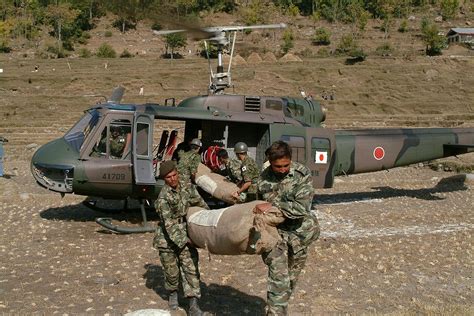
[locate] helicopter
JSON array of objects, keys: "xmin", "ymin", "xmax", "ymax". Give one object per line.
[{"xmin": 31, "ymin": 23, "xmax": 474, "ymax": 233}]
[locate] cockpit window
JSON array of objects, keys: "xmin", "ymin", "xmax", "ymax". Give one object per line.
[
  {"xmin": 64, "ymin": 110, "xmax": 101, "ymax": 152},
  {"xmin": 90, "ymin": 119, "xmax": 132, "ymax": 160}
]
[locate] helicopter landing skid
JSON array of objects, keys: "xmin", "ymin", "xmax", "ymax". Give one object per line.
[{"xmin": 95, "ymin": 199, "xmax": 156, "ymax": 234}]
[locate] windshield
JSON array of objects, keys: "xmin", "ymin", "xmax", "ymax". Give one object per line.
[{"xmin": 64, "ymin": 109, "xmax": 101, "ymax": 152}]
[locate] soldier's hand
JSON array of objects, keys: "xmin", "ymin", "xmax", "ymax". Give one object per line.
[
  {"xmin": 254, "ymin": 202, "xmax": 272, "ymax": 214},
  {"xmin": 231, "ymin": 191, "xmax": 240, "ymax": 199}
]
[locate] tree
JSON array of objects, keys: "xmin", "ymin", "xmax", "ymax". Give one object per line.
[
  {"xmin": 440, "ymin": 0, "xmax": 459, "ymax": 20},
  {"xmin": 45, "ymin": 2, "xmax": 80, "ymax": 52},
  {"xmin": 420, "ymin": 18, "xmax": 446, "ymax": 56},
  {"xmin": 164, "ymin": 33, "xmax": 186, "ymax": 59}
]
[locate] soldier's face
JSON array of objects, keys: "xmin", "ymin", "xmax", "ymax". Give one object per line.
[
  {"xmin": 164, "ymin": 169, "xmax": 179, "ymax": 188},
  {"xmin": 236, "ymin": 153, "xmax": 246, "ymax": 161},
  {"xmin": 270, "ymin": 157, "xmax": 291, "ymax": 178}
]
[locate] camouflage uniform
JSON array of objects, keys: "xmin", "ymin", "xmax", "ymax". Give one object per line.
[
  {"xmin": 240, "ymin": 156, "xmax": 259, "ymax": 200},
  {"xmin": 91, "ymin": 135, "xmax": 126, "ymax": 158},
  {"xmin": 109, "ymin": 135, "xmax": 126, "ymax": 158},
  {"xmin": 177, "ymin": 150, "xmax": 201, "ymax": 184},
  {"xmin": 258, "ymin": 162, "xmax": 320, "ymax": 315},
  {"xmin": 219, "ymin": 158, "xmax": 243, "ymax": 184},
  {"xmin": 153, "ymin": 181, "xmax": 208, "ymax": 298}
]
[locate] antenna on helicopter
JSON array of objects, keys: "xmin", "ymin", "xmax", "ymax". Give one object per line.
[{"xmin": 153, "ymin": 23, "xmax": 287, "ymax": 94}]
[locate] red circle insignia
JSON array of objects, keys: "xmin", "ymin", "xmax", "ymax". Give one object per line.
[
  {"xmin": 319, "ymin": 154, "xmax": 325, "ymax": 161},
  {"xmin": 373, "ymin": 147, "xmax": 385, "ymax": 160}
]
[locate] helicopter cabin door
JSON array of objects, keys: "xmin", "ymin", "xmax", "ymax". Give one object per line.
[
  {"xmin": 305, "ymin": 128, "xmax": 336, "ymax": 188},
  {"xmin": 132, "ymin": 113, "xmax": 155, "ymax": 185},
  {"xmin": 269, "ymin": 124, "xmax": 335, "ymax": 188}
]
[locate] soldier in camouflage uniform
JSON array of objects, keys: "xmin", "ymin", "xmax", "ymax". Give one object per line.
[
  {"xmin": 216, "ymin": 148, "xmax": 242, "ymax": 184},
  {"xmin": 256, "ymin": 141, "xmax": 320, "ymax": 316},
  {"xmin": 232, "ymin": 142, "xmax": 260, "ymax": 201},
  {"xmin": 153, "ymin": 160, "xmax": 208, "ymax": 315},
  {"xmin": 91, "ymin": 125, "xmax": 130, "ymax": 159},
  {"xmin": 177, "ymin": 138, "xmax": 202, "ymax": 185}
]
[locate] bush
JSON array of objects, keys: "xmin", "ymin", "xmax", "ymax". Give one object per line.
[
  {"xmin": 151, "ymin": 22, "xmax": 162, "ymax": 31},
  {"xmin": 336, "ymin": 34, "xmax": 356, "ymax": 55},
  {"xmin": 299, "ymin": 48, "xmax": 313, "ymax": 58},
  {"xmin": 96, "ymin": 43, "xmax": 116, "ymax": 58},
  {"xmin": 312, "ymin": 27, "xmax": 331, "ymax": 45},
  {"xmin": 104, "ymin": 30, "xmax": 112, "ymax": 37},
  {"xmin": 440, "ymin": 0, "xmax": 459, "ymax": 20},
  {"xmin": 0, "ymin": 40, "xmax": 11, "ymax": 53},
  {"xmin": 317, "ymin": 47, "xmax": 330, "ymax": 57},
  {"xmin": 398, "ymin": 19, "xmax": 409, "ymax": 33},
  {"xmin": 281, "ymin": 29, "xmax": 294, "ymax": 54},
  {"xmin": 77, "ymin": 32, "xmax": 90, "ymax": 45},
  {"xmin": 375, "ymin": 43, "xmax": 394, "ymax": 56},
  {"xmin": 46, "ymin": 44, "xmax": 67, "ymax": 58},
  {"xmin": 120, "ymin": 49, "xmax": 133, "ymax": 58},
  {"xmin": 78, "ymin": 48, "xmax": 92, "ymax": 58}
]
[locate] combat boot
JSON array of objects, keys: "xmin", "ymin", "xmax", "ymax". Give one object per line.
[
  {"xmin": 188, "ymin": 297, "xmax": 203, "ymax": 316},
  {"xmin": 168, "ymin": 291, "xmax": 178, "ymax": 310}
]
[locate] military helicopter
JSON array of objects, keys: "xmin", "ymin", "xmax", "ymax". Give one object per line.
[{"xmin": 31, "ymin": 23, "xmax": 474, "ymax": 233}]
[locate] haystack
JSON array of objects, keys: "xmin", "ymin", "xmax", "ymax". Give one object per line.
[
  {"xmin": 280, "ymin": 53, "xmax": 302, "ymax": 62},
  {"xmin": 247, "ymin": 52, "xmax": 263, "ymax": 64},
  {"xmin": 262, "ymin": 52, "xmax": 277, "ymax": 62},
  {"xmin": 232, "ymin": 54, "xmax": 247, "ymax": 65}
]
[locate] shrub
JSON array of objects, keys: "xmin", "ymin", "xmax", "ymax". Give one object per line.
[
  {"xmin": 120, "ymin": 49, "xmax": 133, "ymax": 58},
  {"xmin": 398, "ymin": 19, "xmax": 409, "ymax": 33},
  {"xmin": 317, "ymin": 47, "xmax": 330, "ymax": 57},
  {"xmin": 312, "ymin": 27, "xmax": 331, "ymax": 45},
  {"xmin": 96, "ymin": 43, "xmax": 116, "ymax": 58},
  {"xmin": 104, "ymin": 30, "xmax": 112, "ymax": 37},
  {"xmin": 0, "ymin": 40, "xmax": 11, "ymax": 53},
  {"xmin": 440, "ymin": 0, "xmax": 459, "ymax": 20},
  {"xmin": 336, "ymin": 34, "xmax": 356, "ymax": 55},
  {"xmin": 281, "ymin": 29, "xmax": 294, "ymax": 54},
  {"xmin": 375, "ymin": 43, "xmax": 394, "ymax": 56},
  {"xmin": 78, "ymin": 48, "xmax": 92, "ymax": 58},
  {"xmin": 151, "ymin": 22, "xmax": 162, "ymax": 31}
]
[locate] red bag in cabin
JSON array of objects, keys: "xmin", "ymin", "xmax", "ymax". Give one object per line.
[{"xmin": 201, "ymin": 145, "xmax": 222, "ymax": 172}]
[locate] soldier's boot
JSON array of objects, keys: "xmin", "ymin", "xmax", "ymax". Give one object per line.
[
  {"xmin": 168, "ymin": 291, "xmax": 178, "ymax": 310},
  {"xmin": 188, "ymin": 297, "xmax": 203, "ymax": 316}
]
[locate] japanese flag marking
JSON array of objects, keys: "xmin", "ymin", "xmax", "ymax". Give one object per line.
[{"xmin": 315, "ymin": 151, "xmax": 328, "ymax": 164}]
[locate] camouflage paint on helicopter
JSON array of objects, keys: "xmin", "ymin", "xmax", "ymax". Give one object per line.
[{"xmin": 31, "ymin": 93, "xmax": 474, "ymax": 201}]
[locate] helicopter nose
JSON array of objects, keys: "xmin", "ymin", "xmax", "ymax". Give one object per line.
[{"xmin": 31, "ymin": 138, "xmax": 78, "ymax": 194}]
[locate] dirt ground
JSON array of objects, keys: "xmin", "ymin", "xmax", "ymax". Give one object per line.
[
  {"xmin": 0, "ymin": 158, "xmax": 473, "ymax": 315},
  {"xmin": 0, "ymin": 26, "xmax": 474, "ymax": 313}
]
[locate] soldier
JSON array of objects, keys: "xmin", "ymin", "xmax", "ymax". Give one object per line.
[
  {"xmin": 91, "ymin": 125, "xmax": 130, "ymax": 159},
  {"xmin": 255, "ymin": 141, "xmax": 320, "ymax": 316},
  {"xmin": 153, "ymin": 160, "xmax": 208, "ymax": 315},
  {"xmin": 177, "ymin": 138, "xmax": 202, "ymax": 184},
  {"xmin": 216, "ymin": 148, "xmax": 242, "ymax": 184},
  {"xmin": 232, "ymin": 142, "xmax": 259, "ymax": 201}
]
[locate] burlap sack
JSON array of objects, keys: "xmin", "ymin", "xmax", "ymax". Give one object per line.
[
  {"xmin": 186, "ymin": 200, "xmax": 285, "ymax": 255},
  {"xmin": 195, "ymin": 163, "xmax": 240, "ymax": 204}
]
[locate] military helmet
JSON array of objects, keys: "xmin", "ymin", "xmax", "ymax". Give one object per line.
[
  {"xmin": 190, "ymin": 138, "xmax": 202, "ymax": 147},
  {"xmin": 234, "ymin": 142, "xmax": 248, "ymax": 154}
]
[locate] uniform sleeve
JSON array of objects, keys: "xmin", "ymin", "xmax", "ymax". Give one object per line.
[
  {"xmin": 190, "ymin": 154, "xmax": 201, "ymax": 174},
  {"xmin": 272, "ymin": 172, "xmax": 314, "ymax": 219},
  {"xmin": 242, "ymin": 159, "xmax": 259, "ymax": 183},
  {"xmin": 156, "ymin": 197, "xmax": 188, "ymax": 249},
  {"xmin": 189, "ymin": 185, "xmax": 210, "ymax": 210}
]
